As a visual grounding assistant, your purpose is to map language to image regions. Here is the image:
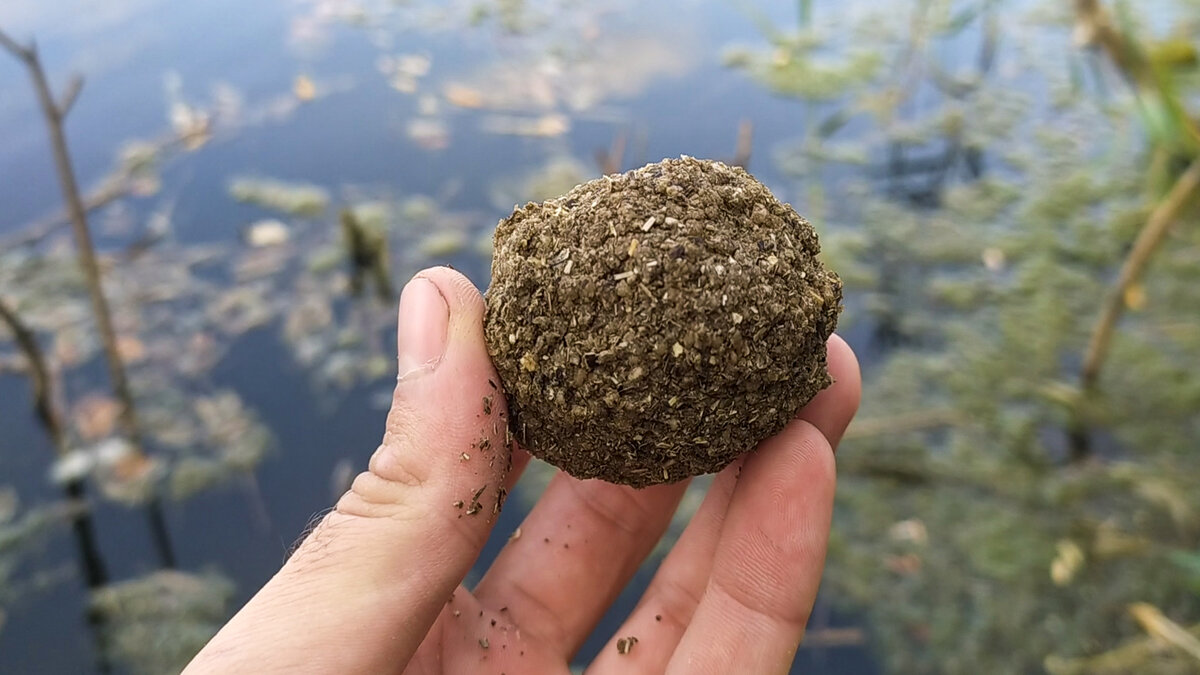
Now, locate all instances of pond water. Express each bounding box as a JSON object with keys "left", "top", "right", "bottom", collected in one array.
[
  {"left": 0, "top": 0, "right": 881, "bottom": 672},
  {"left": 8, "top": 0, "right": 1199, "bottom": 672}
]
